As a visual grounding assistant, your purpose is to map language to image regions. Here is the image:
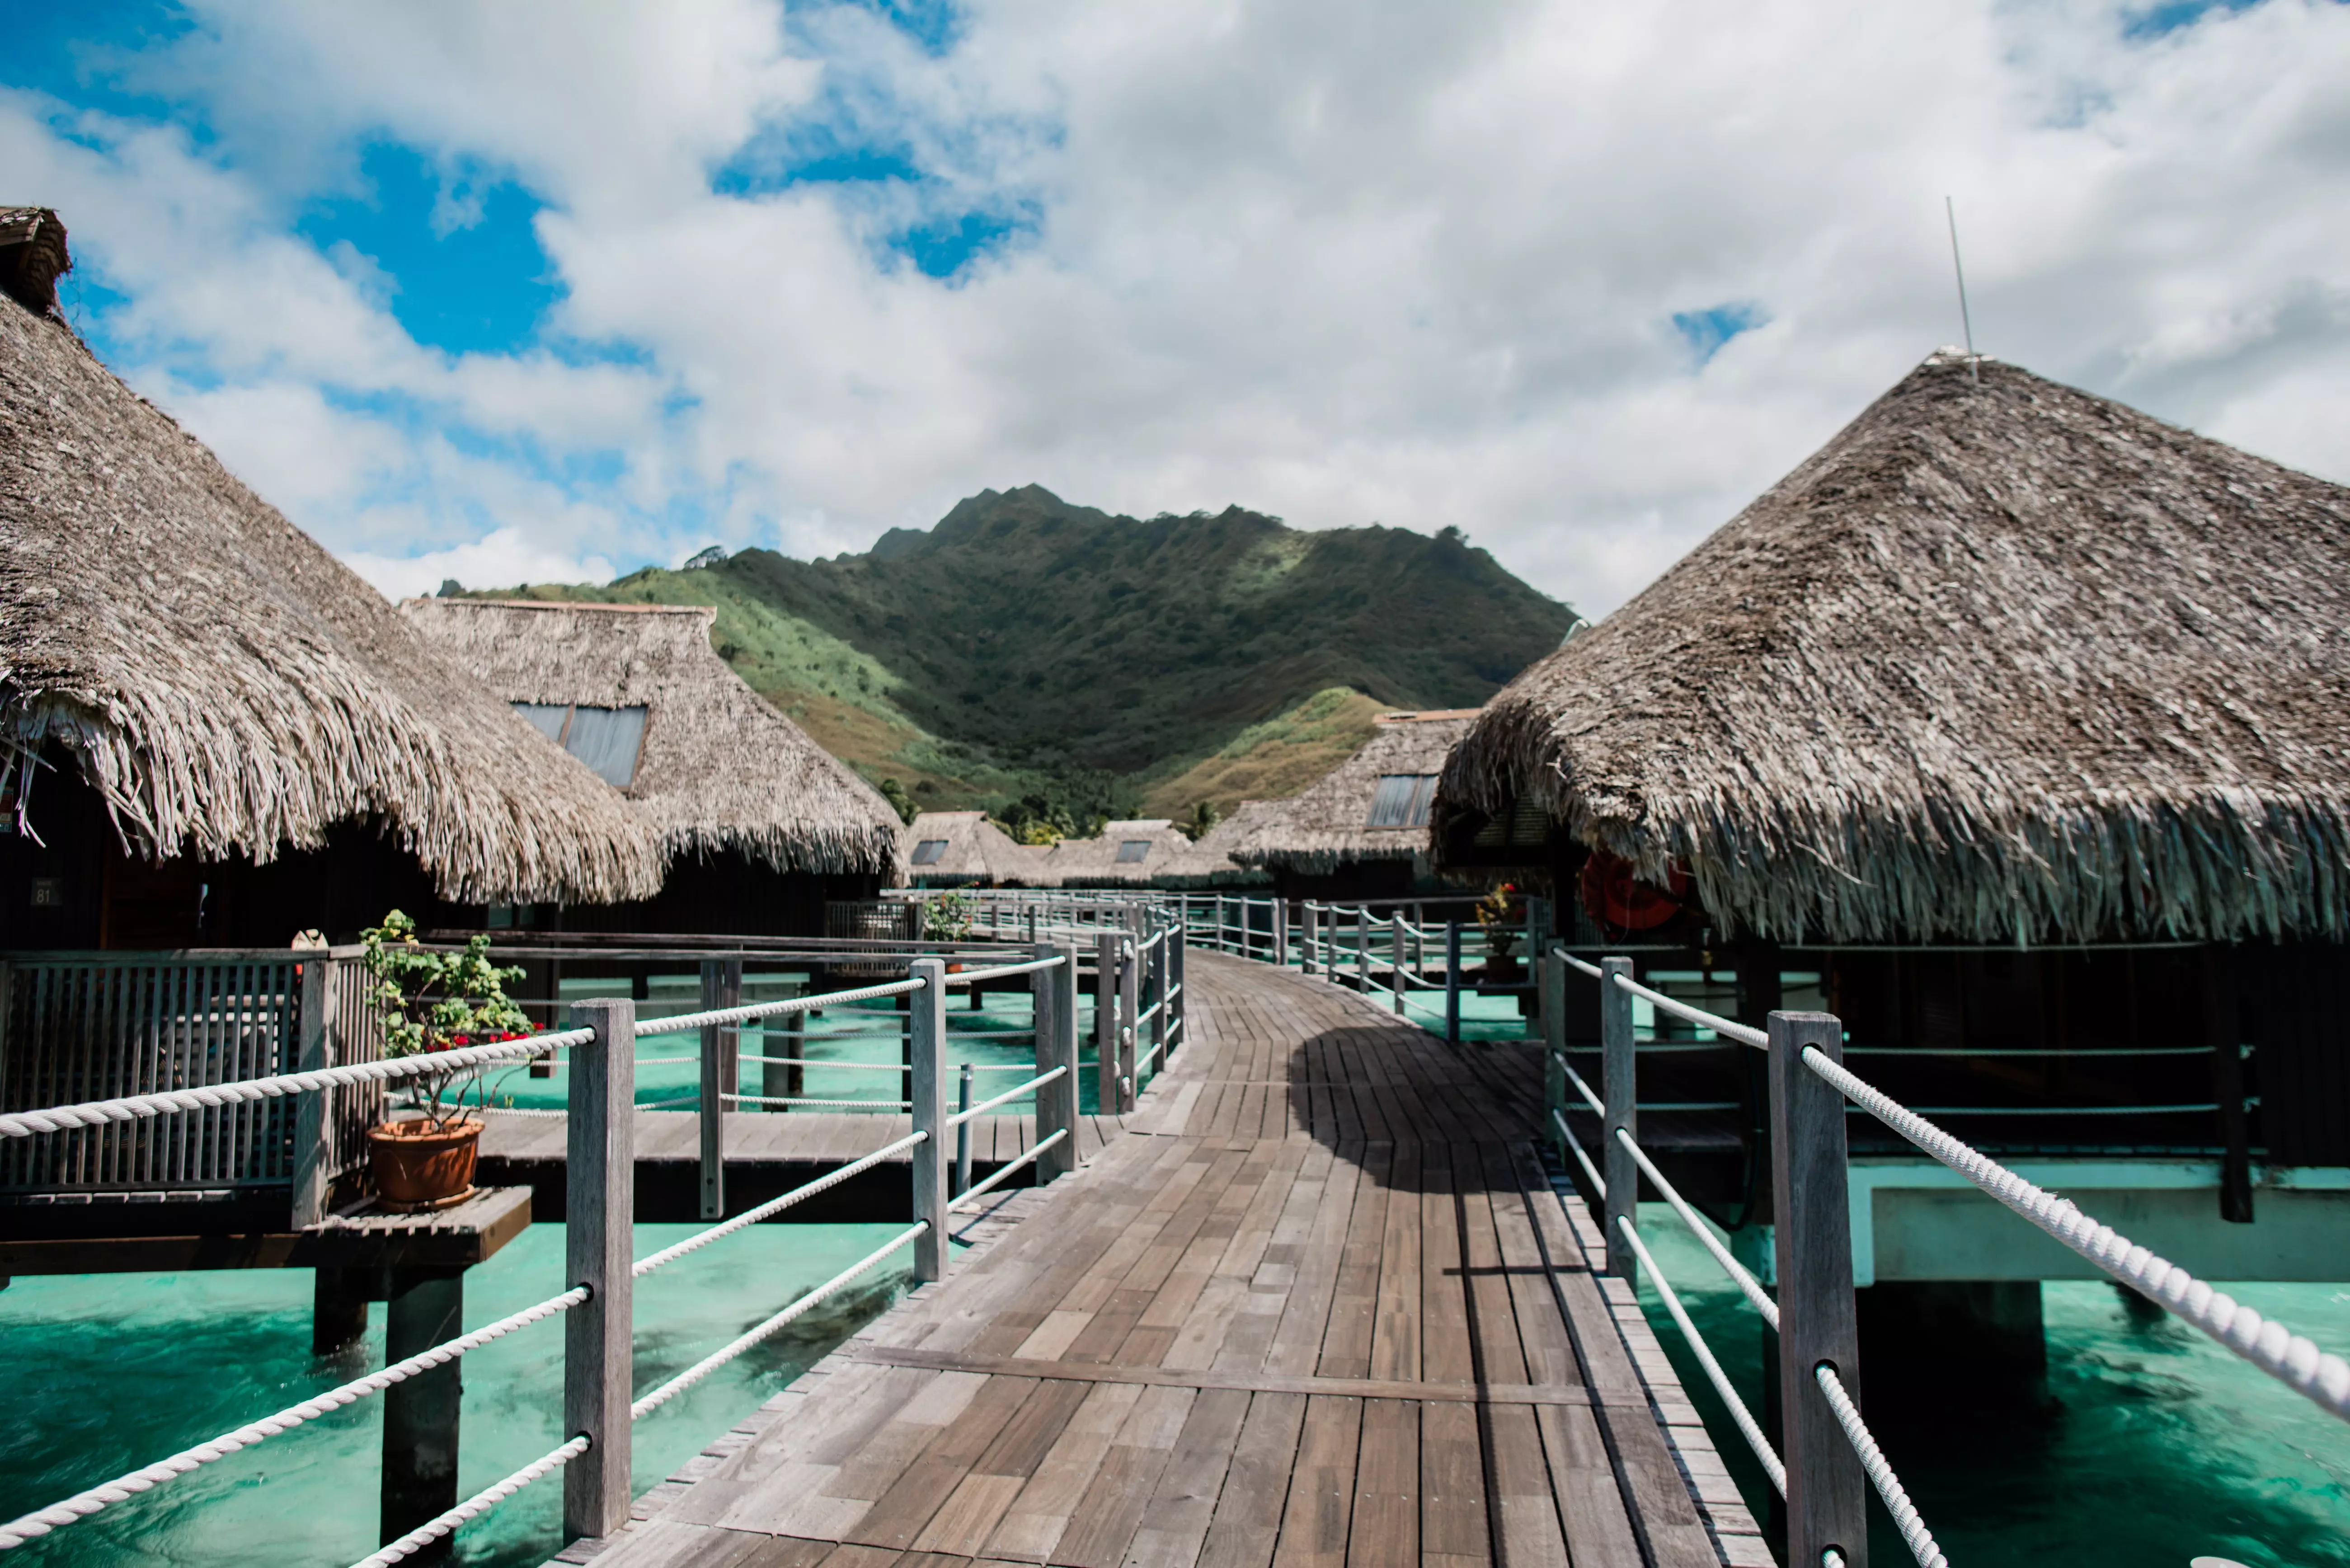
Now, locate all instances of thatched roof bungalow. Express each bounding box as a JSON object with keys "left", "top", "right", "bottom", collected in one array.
[
  {"left": 902, "top": 810, "right": 1054, "bottom": 887},
  {"left": 0, "top": 209, "right": 663, "bottom": 948},
  {"left": 1230, "top": 710, "right": 1478, "bottom": 897},
  {"left": 404, "top": 598, "right": 903, "bottom": 933},
  {"left": 1436, "top": 350, "right": 2350, "bottom": 1175},
  {"left": 1436, "top": 351, "right": 2350, "bottom": 948},
  {"left": 1042, "top": 818, "right": 1204, "bottom": 887}
]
